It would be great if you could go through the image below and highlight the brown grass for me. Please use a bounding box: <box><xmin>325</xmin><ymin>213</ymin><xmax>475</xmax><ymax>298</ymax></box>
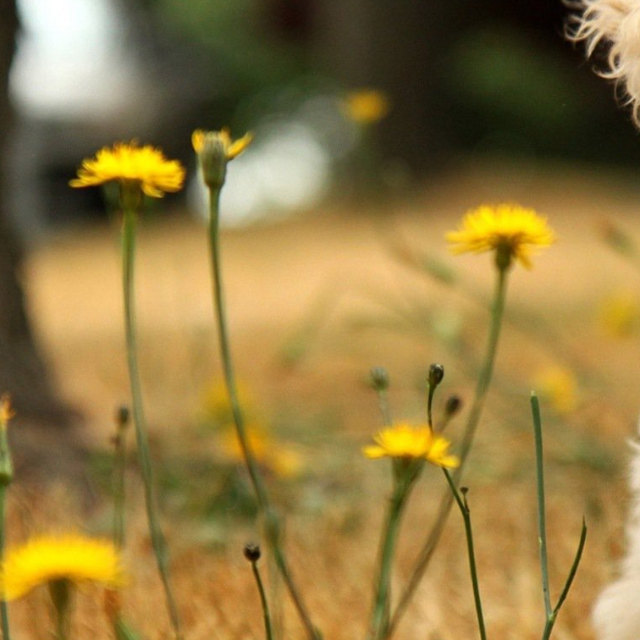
<box><xmin>10</xmin><ymin>157</ymin><xmax>640</xmax><ymax>639</ymax></box>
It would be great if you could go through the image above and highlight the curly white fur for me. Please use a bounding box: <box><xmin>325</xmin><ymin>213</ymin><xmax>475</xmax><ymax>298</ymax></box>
<box><xmin>568</xmin><ymin>0</ymin><xmax>640</xmax><ymax>126</ymax></box>
<box><xmin>593</xmin><ymin>425</ymin><xmax>640</xmax><ymax>640</ymax></box>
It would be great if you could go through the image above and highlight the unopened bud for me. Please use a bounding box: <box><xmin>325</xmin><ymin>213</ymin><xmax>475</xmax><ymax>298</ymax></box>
<box><xmin>243</xmin><ymin>542</ymin><xmax>261</xmax><ymax>563</ymax></box>
<box><xmin>428</xmin><ymin>364</ymin><xmax>445</xmax><ymax>388</ymax></box>
<box><xmin>444</xmin><ymin>395</ymin><xmax>462</xmax><ymax>418</ymax></box>
<box><xmin>369</xmin><ymin>367</ymin><xmax>390</xmax><ymax>391</ymax></box>
<box><xmin>115</xmin><ymin>405</ymin><xmax>130</xmax><ymax>428</ymax></box>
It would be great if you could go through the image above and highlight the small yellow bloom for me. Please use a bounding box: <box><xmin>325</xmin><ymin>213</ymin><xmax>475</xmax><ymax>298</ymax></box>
<box><xmin>221</xmin><ymin>426</ymin><xmax>302</xmax><ymax>478</ymax></box>
<box><xmin>598</xmin><ymin>290</ymin><xmax>640</xmax><ymax>338</ymax></box>
<box><xmin>363</xmin><ymin>422</ymin><xmax>459</xmax><ymax>468</ymax></box>
<box><xmin>192</xmin><ymin>128</ymin><xmax>253</xmax><ymax>189</ymax></box>
<box><xmin>0</xmin><ymin>396</ymin><xmax>14</xmax><ymax>426</ymax></box>
<box><xmin>446</xmin><ymin>203</ymin><xmax>555</xmax><ymax>269</ymax></box>
<box><xmin>0</xmin><ymin>534</ymin><xmax>125</xmax><ymax>601</ymax></box>
<box><xmin>343</xmin><ymin>89</ymin><xmax>390</xmax><ymax>124</ymax></box>
<box><xmin>533</xmin><ymin>366</ymin><xmax>579</xmax><ymax>414</ymax></box>
<box><xmin>70</xmin><ymin>142</ymin><xmax>185</xmax><ymax>198</ymax></box>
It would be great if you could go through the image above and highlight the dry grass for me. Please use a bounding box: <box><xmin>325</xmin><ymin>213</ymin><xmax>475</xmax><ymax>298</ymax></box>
<box><xmin>10</xmin><ymin>158</ymin><xmax>640</xmax><ymax>639</ymax></box>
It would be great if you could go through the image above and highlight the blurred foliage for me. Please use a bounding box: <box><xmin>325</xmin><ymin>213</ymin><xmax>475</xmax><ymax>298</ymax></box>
<box><xmin>155</xmin><ymin>0</ymin><xmax>308</xmax><ymax>93</ymax></box>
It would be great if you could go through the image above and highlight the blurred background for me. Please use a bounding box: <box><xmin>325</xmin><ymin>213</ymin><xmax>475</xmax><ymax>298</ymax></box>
<box><xmin>1</xmin><ymin>2</ymin><xmax>640</xmax><ymax>638</ymax></box>
<box><xmin>6</xmin><ymin>0</ymin><xmax>640</xmax><ymax>233</ymax></box>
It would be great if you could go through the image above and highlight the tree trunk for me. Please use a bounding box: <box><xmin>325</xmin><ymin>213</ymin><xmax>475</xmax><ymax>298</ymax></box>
<box><xmin>0</xmin><ymin>0</ymin><xmax>75</xmax><ymax>428</ymax></box>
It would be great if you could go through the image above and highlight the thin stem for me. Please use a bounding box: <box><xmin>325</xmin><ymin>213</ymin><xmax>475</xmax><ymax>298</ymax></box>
<box><xmin>121</xmin><ymin>207</ymin><xmax>182</xmax><ymax>640</ymax></box>
<box><xmin>0</xmin><ymin>487</ymin><xmax>10</xmax><ymax>640</ymax></box>
<box><xmin>112</xmin><ymin>409</ymin><xmax>129</xmax><ymax>550</ymax></box>
<box><xmin>530</xmin><ymin>394</ymin><xmax>552</xmax><ymax>619</ymax></box>
<box><xmin>207</xmin><ymin>188</ymin><xmax>320</xmax><ymax>640</ymax></box>
<box><xmin>250</xmin><ymin>561</ymin><xmax>275</xmax><ymax>640</ymax></box>
<box><xmin>388</xmin><ymin>265</ymin><xmax>509</xmax><ymax>639</ymax></box>
<box><xmin>376</xmin><ymin>389</ymin><xmax>392</xmax><ymax>426</ymax></box>
<box><xmin>443</xmin><ymin>470</ymin><xmax>487</xmax><ymax>640</ymax></box>
<box><xmin>531</xmin><ymin>395</ymin><xmax>588</xmax><ymax>640</ymax></box>
<box><xmin>368</xmin><ymin>469</ymin><xmax>416</xmax><ymax>640</ymax></box>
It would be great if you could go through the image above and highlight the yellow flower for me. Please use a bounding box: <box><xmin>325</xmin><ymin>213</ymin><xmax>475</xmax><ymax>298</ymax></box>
<box><xmin>533</xmin><ymin>366</ymin><xmax>579</xmax><ymax>414</ymax></box>
<box><xmin>201</xmin><ymin>378</ymin><xmax>255</xmax><ymax>427</ymax></box>
<box><xmin>192</xmin><ymin>128</ymin><xmax>253</xmax><ymax>189</ymax></box>
<box><xmin>598</xmin><ymin>290</ymin><xmax>640</xmax><ymax>338</ymax></box>
<box><xmin>446</xmin><ymin>203</ymin><xmax>555</xmax><ymax>269</ymax></box>
<box><xmin>363</xmin><ymin>422</ymin><xmax>459</xmax><ymax>468</ymax></box>
<box><xmin>70</xmin><ymin>142</ymin><xmax>185</xmax><ymax>198</ymax></box>
<box><xmin>343</xmin><ymin>89</ymin><xmax>390</xmax><ymax>124</ymax></box>
<box><xmin>0</xmin><ymin>534</ymin><xmax>125</xmax><ymax>601</ymax></box>
<box><xmin>221</xmin><ymin>426</ymin><xmax>303</xmax><ymax>478</ymax></box>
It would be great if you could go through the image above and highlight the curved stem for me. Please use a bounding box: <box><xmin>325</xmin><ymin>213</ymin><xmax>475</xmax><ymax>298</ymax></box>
<box><xmin>122</xmin><ymin>208</ymin><xmax>182</xmax><ymax>640</ymax></box>
<box><xmin>387</xmin><ymin>266</ymin><xmax>509</xmax><ymax>639</ymax></box>
<box><xmin>443</xmin><ymin>470</ymin><xmax>487</xmax><ymax>640</ymax></box>
<box><xmin>207</xmin><ymin>188</ymin><xmax>320</xmax><ymax>640</ymax></box>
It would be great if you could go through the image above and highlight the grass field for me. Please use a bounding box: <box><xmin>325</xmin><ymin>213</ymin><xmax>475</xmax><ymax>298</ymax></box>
<box><xmin>12</xmin><ymin>157</ymin><xmax>640</xmax><ymax>640</ymax></box>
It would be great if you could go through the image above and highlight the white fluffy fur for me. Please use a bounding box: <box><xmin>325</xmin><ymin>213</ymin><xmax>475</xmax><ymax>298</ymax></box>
<box><xmin>593</xmin><ymin>430</ymin><xmax>640</xmax><ymax>640</ymax></box>
<box><xmin>568</xmin><ymin>0</ymin><xmax>640</xmax><ymax>126</ymax></box>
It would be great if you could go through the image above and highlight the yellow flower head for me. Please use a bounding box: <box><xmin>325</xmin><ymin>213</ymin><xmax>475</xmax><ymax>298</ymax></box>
<box><xmin>363</xmin><ymin>422</ymin><xmax>459</xmax><ymax>468</ymax></box>
<box><xmin>221</xmin><ymin>426</ymin><xmax>303</xmax><ymax>478</ymax></box>
<box><xmin>70</xmin><ymin>142</ymin><xmax>185</xmax><ymax>198</ymax></box>
<box><xmin>598</xmin><ymin>290</ymin><xmax>640</xmax><ymax>338</ymax></box>
<box><xmin>343</xmin><ymin>89</ymin><xmax>391</xmax><ymax>124</ymax></box>
<box><xmin>533</xmin><ymin>366</ymin><xmax>579</xmax><ymax>414</ymax></box>
<box><xmin>0</xmin><ymin>534</ymin><xmax>125</xmax><ymax>601</ymax></box>
<box><xmin>0</xmin><ymin>395</ymin><xmax>14</xmax><ymax>426</ymax></box>
<box><xmin>446</xmin><ymin>203</ymin><xmax>555</xmax><ymax>269</ymax></box>
<box><xmin>192</xmin><ymin>128</ymin><xmax>253</xmax><ymax>189</ymax></box>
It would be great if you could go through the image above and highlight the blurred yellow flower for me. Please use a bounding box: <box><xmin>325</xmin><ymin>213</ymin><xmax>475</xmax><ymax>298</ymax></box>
<box><xmin>0</xmin><ymin>534</ymin><xmax>125</xmax><ymax>601</ymax></box>
<box><xmin>201</xmin><ymin>378</ymin><xmax>255</xmax><ymax>427</ymax></box>
<box><xmin>598</xmin><ymin>290</ymin><xmax>640</xmax><ymax>338</ymax></box>
<box><xmin>70</xmin><ymin>142</ymin><xmax>185</xmax><ymax>198</ymax></box>
<box><xmin>343</xmin><ymin>89</ymin><xmax>390</xmax><ymax>124</ymax></box>
<box><xmin>533</xmin><ymin>366</ymin><xmax>579</xmax><ymax>414</ymax></box>
<box><xmin>221</xmin><ymin>426</ymin><xmax>303</xmax><ymax>478</ymax></box>
<box><xmin>363</xmin><ymin>422</ymin><xmax>459</xmax><ymax>468</ymax></box>
<box><xmin>446</xmin><ymin>203</ymin><xmax>555</xmax><ymax>269</ymax></box>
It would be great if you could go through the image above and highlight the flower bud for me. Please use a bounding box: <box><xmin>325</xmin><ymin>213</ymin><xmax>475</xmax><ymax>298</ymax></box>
<box><xmin>369</xmin><ymin>366</ymin><xmax>390</xmax><ymax>391</ymax></box>
<box><xmin>428</xmin><ymin>364</ymin><xmax>445</xmax><ymax>388</ymax></box>
<box><xmin>243</xmin><ymin>542</ymin><xmax>261</xmax><ymax>563</ymax></box>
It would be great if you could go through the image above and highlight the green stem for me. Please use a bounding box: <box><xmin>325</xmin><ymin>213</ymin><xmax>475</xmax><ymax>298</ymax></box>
<box><xmin>530</xmin><ymin>394</ymin><xmax>552</xmax><ymax>619</ymax></box>
<box><xmin>121</xmin><ymin>207</ymin><xmax>182</xmax><ymax>640</ymax></box>
<box><xmin>49</xmin><ymin>580</ymin><xmax>71</xmax><ymax>640</ymax></box>
<box><xmin>387</xmin><ymin>265</ymin><xmax>509</xmax><ymax>639</ymax></box>
<box><xmin>532</xmin><ymin>395</ymin><xmax>587</xmax><ymax>640</ymax></box>
<box><xmin>112</xmin><ymin>408</ymin><xmax>129</xmax><ymax>550</ymax></box>
<box><xmin>0</xmin><ymin>487</ymin><xmax>10</xmax><ymax>640</ymax></box>
<box><xmin>368</xmin><ymin>466</ymin><xmax>418</xmax><ymax>640</ymax></box>
<box><xmin>207</xmin><ymin>188</ymin><xmax>320</xmax><ymax>640</ymax></box>
<box><xmin>443</xmin><ymin>470</ymin><xmax>487</xmax><ymax>640</ymax></box>
<box><xmin>251</xmin><ymin>561</ymin><xmax>275</xmax><ymax>640</ymax></box>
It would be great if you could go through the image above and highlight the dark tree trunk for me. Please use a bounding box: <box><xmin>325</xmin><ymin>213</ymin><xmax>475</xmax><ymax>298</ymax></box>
<box><xmin>0</xmin><ymin>0</ymin><xmax>75</xmax><ymax>427</ymax></box>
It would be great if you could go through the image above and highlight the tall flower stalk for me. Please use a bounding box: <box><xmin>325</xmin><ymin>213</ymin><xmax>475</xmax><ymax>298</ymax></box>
<box><xmin>363</xmin><ymin>422</ymin><xmax>459</xmax><ymax>640</ymax></box>
<box><xmin>387</xmin><ymin>204</ymin><xmax>555</xmax><ymax>638</ymax></box>
<box><xmin>193</xmin><ymin>129</ymin><xmax>320</xmax><ymax>640</ymax></box>
<box><xmin>71</xmin><ymin>142</ymin><xmax>185</xmax><ymax>640</ymax></box>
